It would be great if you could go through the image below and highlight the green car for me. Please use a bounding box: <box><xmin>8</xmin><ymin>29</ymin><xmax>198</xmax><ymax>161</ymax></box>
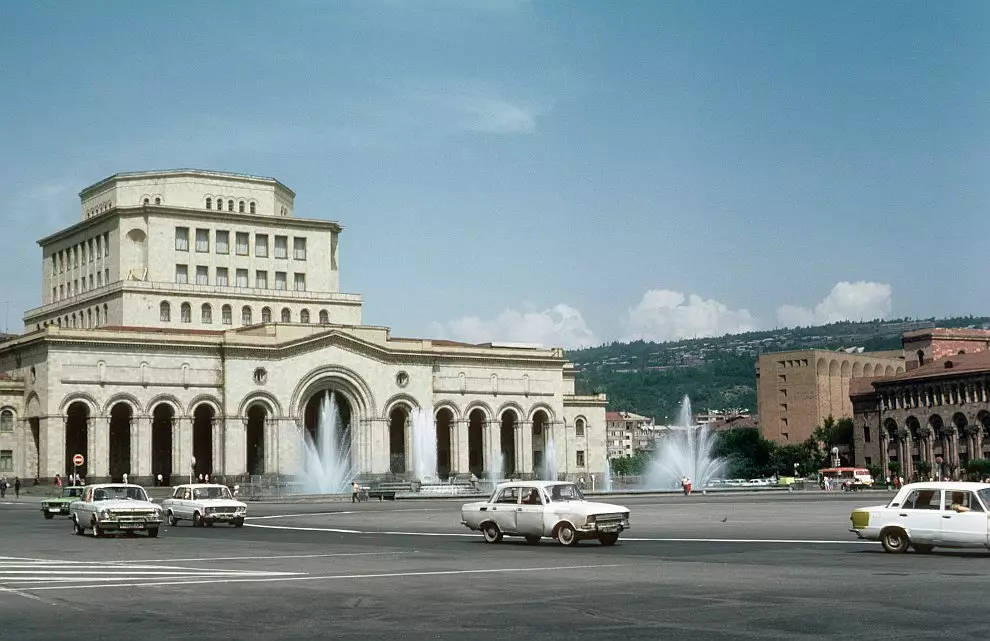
<box><xmin>41</xmin><ymin>486</ymin><xmax>85</xmax><ymax>519</ymax></box>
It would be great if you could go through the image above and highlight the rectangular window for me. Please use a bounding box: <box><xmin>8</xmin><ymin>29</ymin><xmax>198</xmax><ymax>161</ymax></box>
<box><xmin>88</xmin><ymin>274</ymin><xmax>94</xmax><ymax>289</ymax></box>
<box><xmin>863</xmin><ymin>425</ymin><xmax>871</xmax><ymax>443</ymax></box>
<box><xmin>81</xmin><ymin>242</ymin><xmax>87</xmax><ymax>263</ymax></box>
<box><xmin>293</xmin><ymin>237</ymin><xmax>307</xmax><ymax>260</ymax></box>
<box><xmin>236</xmin><ymin>269</ymin><xmax>248</xmax><ymax>288</ymax></box>
<box><xmin>52</xmin><ymin>286</ymin><xmax>56</xmax><ymax>301</ymax></box>
<box><xmin>293</xmin><ymin>273</ymin><xmax>306</xmax><ymax>291</ymax></box>
<box><xmin>235</xmin><ymin>232</ymin><xmax>249</xmax><ymax>256</ymax></box>
<box><xmin>255</xmin><ymin>234</ymin><xmax>268</xmax><ymax>258</ymax></box>
<box><xmin>255</xmin><ymin>270</ymin><xmax>268</xmax><ymax>289</ymax></box>
<box><xmin>96</xmin><ymin>272</ymin><xmax>102</xmax><ymax>287</ymax></box>
<box><xmin>95</xmin><ymin>237</ymin><xmax>102</xmax><ymax>259</ymax></box>
<box><xmin>72</xmin><ymin>246</ymin><xmax>78</xmax><ymax>267</ymax></box>
<box><xmin>104</xmin><ymin>268</ymin><xmax>109</xmax><ymax>284</ymax></box>
<box><xmin>195</xmin><ymin>228</ymin><xmax>210</xmax><ymax>252</ymax></box>
<box><xmin>576</xmin><ymin>451</ymin><xmax>586</xmax><ymax>467</ymax></box>
<box><xmin>0</xmin><ymin>450</ymin><xmax>12</xmax><ymax>472</ymax></box>
<box><xmin>175</xmin><ymin>264</ymin><xmax>188</xmax><ymax>284</ymax></box>
<box><xmin>216</xmin><ymin>230</ymin><xmax>229</xmax><ymax>254</ymax></box>
<box><xmin>88</xmin><ymin>239</ymin><xmax>94</xmax><ymax>262</ymax></box>
<box><xmin>175</xmin><ymin>227</ymin><xmax>189</xmax><ymax>251</ymax></box>
<box><xmin>196</xmin><ymin>266</ymin><xmax>209</xmax><ymax>285</ymax></box>
<box><xmin>59</xmin><ymin>284</ymin><xmax>64</xmax><ymax>299</ymax></box>
<box><xmin>275</xmin><ymin>271</ymin><xmax>287</xmax><ymax>290</ymax></box>
<box><xmin>216</xmin><ymin>267</ymin><xmax>229</xmax><ymax>287</ymax></box>
<box><xmin>274</xmin><ymin>235</ymin><xmax>288</xmax><ymax>259</ymax></box>
<box><xmin>73</xmin><ymin>279</ymin><xmax>78</xmax><ymax>293</ymax></box>
<box><xmin>103</xmin><ymin>232</ymin><xmax>110</xmax><ymax>258</ymax></box>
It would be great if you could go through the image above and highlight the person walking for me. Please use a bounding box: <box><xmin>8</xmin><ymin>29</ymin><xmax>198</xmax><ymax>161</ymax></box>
<box><xmin>352</xmin><ymin>482</ymin><xmax>360</xmax><ymax>503</ymax></box>
<box><xmin>14</xmin><ymin>477</ymin><xmax>20</xmax><ymax>498</ymax></box>
<box><xmin>0</xmin><ymin>476</ymin><xmax>6</xmax><ymax>499</ymax></box>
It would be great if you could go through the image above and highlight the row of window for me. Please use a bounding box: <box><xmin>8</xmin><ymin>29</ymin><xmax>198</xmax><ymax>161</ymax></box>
<box><xmin>175</xmin><ymin>228</ymin><xmax>307</xmax><ymax>260</ymax></box>
<box><xmin>175</xmin><ymin>265</ymin><xmax>306</xmax><ymax>291</ymax></box>
<box><xmin>159</xmin><ymin>301</ymin><xmax>331</xmax><ymax>326</ymax></box>
<box><xmin>0</xmin><ymin>450</ymin><xmax>11</xmax><ymax>472</ymax></box>
<box><xmin>39</xmin><ymin>304</ymin><xmax>110</xmax><ymax>331</ymax></box>
<box><xmin>52</xmin><ymin>233</ymin><xmax>111</xmax><ymax>276</ymax></box>
<box><xmin>52</xmin><ymin>269</ymin><xmax>112</xmax><ymax>302</ymax></box>
<box><xmin>0</xmin><ymin>410</ymin><xmax>12</xmax><ymax>432</ymax></box>
<box><xmin>205</xmin><ymin>197</ymin><xmax>256</xmax><ymax>214</ymax></box>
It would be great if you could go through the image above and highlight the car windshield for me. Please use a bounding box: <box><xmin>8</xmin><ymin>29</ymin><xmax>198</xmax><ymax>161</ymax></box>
<box><xmin>93</xmin><ymin>486</ymin><xmax>148</xmax><ymax>502</ymax></box>
<box><xmin>62</xmin><ymin>488</ymin><xmax>83</xmax><ymax>499</ymax></box>
<box><xmin>193</xmin><ymin>486</ymin><xmax>232</xmax><ymax>500</ymax></box>
<box><xmin>547</xmin><ymin>483</ymin><xmax>585</xmax><ymax>502</ymax></box>
<box><xmin>977</xmin><ymin>488</ymin><xmax>990</xmax><ymax>509</ymax></box>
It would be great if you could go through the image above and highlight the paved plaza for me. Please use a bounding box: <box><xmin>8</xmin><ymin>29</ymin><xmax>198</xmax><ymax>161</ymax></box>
<box><xmin>1</xmin><ymin>491</ymin><xmax>988</xmax><ymax>640</ymax></box>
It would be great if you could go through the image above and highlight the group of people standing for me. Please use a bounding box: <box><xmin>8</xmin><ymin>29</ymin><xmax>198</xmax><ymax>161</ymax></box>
<box><xmin>0</xmin><ymin>476</ymin><xmax>22</xmax><ymax>498</ymax></box>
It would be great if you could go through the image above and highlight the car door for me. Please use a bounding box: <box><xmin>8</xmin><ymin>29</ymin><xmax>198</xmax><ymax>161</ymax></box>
<box><xmin>489</xmin><ymin>486</ymin><xmax>520</xmax><ymax>533</ymax></box>
<box><xmin>516</xmin><ymin>487</ymin><xmax>547</xmax><ymax>536</ymax></box>
<box><xmin>896</xmin><ymin>487</ymin><xmax>945</xmax><ymax>543</ymax></box>
<box><xmin>939</xmin><ymin>490</ymin><xmax>989</xmax><ymax>546</ymax></box>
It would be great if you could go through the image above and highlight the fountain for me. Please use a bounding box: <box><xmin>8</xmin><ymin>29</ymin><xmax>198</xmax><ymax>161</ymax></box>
<box><xmin>300</xmin><ymin>391</ymin><xmax>354</xmax><ymax>494</ymax></box>
<box><xmin>410</xmin><ymin>408</ymin><xmax>438</xmax><ymax>482</ymax></box>
<box><xmin>490</xmin><ymin>440</ymin><xmax>505</xmax><ymax>483</ymax></box>
<box><xmin>603</xmin><ymin>457</ymin><xmax>614</xmax><ymax>492</ymax></box>
<box><xmin>541</xmin><ymin>428</ymin><xmax>558</xmax><ymax>481</ymax></box>
<box><xmin>644</xmin><ymin>395</ymin><xmax>726</xmax><ymax>490</ymax></box>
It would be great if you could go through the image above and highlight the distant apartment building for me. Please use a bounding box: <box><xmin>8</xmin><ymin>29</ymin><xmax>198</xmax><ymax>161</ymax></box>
<box><xmin>694</xmin><ymin>409</ymin><xmax>758</xmax><ymax>432</ymax></box>
<box><xmin>757</xmin><ymin>349</ymin><xmax>906</xmax><ymax>445</ymax></box>
<box><xmin>605</xmin><ymin>411</ymin><xmax>655</xmax><ymax>458</ymax></box>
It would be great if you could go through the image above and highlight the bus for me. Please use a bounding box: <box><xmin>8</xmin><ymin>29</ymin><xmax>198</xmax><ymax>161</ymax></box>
<box><xmin>818</xmin><ymin>467</ymin><xmax>874</xmax><ymax>490</ymax></box>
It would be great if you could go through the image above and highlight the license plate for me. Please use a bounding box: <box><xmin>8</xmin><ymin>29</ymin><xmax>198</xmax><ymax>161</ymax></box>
<box><xmin>120</xmin><ymin>523</ymin><xmax>142</xmax><ymax>529</ymax></box>
<box><xmin>48</xmin><ymin>508</ymin><xmax>60</xmax><ymax>513</ymax></box>
<box><xmin>597</xmin><ymin>524</ymin><xmax>620</xmax><ymax>533</ymax></box>
<box><xmin>215</xmin><ymin>514</ymin><xmax>231</xmax><ymax>519</ymax></box>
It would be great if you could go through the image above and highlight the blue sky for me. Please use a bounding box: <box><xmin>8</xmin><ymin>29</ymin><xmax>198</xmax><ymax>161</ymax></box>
<box><xmin>1</xmin><ymin>1</ymin><xmax>987</xmax><ymax>346</ymax></box>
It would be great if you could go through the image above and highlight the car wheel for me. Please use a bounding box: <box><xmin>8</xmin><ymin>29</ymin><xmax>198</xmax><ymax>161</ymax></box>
<box><xmin>233</xmin><ymin>518</ymin><xmax>244</xmax><ymax>528</ymax></box>
<box><xmin>482</xmin><ymin>522</ymin><xmax>503</xmax><ymax>544</ymax></box>
<box><xmin>147</xmin><ymin>528</ymin><xmax>159</xmax><ymax>538</ymax></box>
<box><xmin>193</xmin><ymin>512</ymin><xmax>202</xmax><ymax>527</ymax></box>
<box><xmin>599</xmin><ymin>532</ymin><xmax>619</xmax><ymax>546</ymax></box>
<box><xmin>44</xmin><ymin>512</ymin><xmax>55</xmax><ymax>520</ymax></box>
<box><xmin>880</xmin><ymin>528</ymin><xmax>910</xmax><ymax>554</ymax></box>
<box><xmin>556</xmin><ymin>523</ymin><xmax>579</xmax><ymax>547</ymax></box>
<box><xmin>167</xmin><ymin>511</ymin><xmax>177</xmax><ymax>527</ymax></box>
<box><xmin>73</xmin><ymin>517</ymin><xmax>85</xmax><ymax>536</ymax></box>
<box><xmin>91</xmin><ymin>518</ymin><xmax>102</xmax><ymax>538</ymax></box>
<box><xmin>912</xmin><ymin>544</ymin><xmax>935</xmax><ymax>554</ymax></box>
<box><xmin>524</xmin><ymin>535</ymin><xmax>541</xmax><ymax>545</ymax></box>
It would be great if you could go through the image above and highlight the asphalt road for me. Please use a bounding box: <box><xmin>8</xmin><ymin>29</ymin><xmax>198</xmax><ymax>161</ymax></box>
<box><xmin>2</xmin><ymin>491</ymin><xmax>988</xmax><ymax>640</ymax></box>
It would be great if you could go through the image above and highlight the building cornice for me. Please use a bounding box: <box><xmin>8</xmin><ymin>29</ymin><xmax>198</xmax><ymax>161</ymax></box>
<box><xmin>79</xmin><ymin>169</ymin><xmax>296</xmax><ymax>199</ymax></box>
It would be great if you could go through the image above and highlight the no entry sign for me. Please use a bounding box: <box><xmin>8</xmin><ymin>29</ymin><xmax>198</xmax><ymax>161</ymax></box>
<box><xmin>72</xmin><ymin>454</ymin><xmax>84</xmax><ymax>466</ymax></box>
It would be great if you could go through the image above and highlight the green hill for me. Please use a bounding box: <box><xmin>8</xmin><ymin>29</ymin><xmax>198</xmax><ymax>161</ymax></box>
<box><xmin>567</xmin><ymin>316</ymin><xmax>990</xmax><ymax>424</ymax></box>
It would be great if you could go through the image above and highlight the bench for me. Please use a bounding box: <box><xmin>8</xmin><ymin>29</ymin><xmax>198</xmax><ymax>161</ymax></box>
<box><xmin>366</xmin><ymin>490</ymin><xmax>397</xmax><ymax>501</ymax></box>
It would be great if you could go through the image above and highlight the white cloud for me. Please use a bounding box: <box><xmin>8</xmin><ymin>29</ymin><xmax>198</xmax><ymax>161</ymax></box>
<box><xmin>403</xmin><ymin>81</ymin><xmax>546</xmax><ymax>135</ymax></box>
<box><xmin>431</xmin><ymin>304</ymin><xmax>598</xmax><ymax>349</ymax></box>
<box><xmin>776</xmin><ymin>281</ymin><xmax>893</xmax><ymax>327</ymax></box>
<box><xmin>622</xmin><ymin>290</ymin><xmax>758</xmax><ymax>342</ymax></box>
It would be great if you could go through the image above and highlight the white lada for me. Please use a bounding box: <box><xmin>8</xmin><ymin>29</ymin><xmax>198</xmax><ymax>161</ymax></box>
<box><xmin>70</xmin><ymin>484</ymin><xmax>163</xmax><ymax>537</ymax></box>
<box><xmin>161</xmin><ymin>483</ymin><xmax>247</xmax><ymax>527</ymax></box>
<box><xmin>461</xmin><ymin>480</ymin><xmax>630</xmax><ymax>546</ymax></box>
<box><xmin>850</xmin><ymin>481</ymin><xmax>990</xmax><ymax>553</ymax></box>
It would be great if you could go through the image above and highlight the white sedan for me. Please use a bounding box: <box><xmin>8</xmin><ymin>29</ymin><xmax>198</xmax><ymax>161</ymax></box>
<box><xmin>850</xmin><ymin>481</ymin><xmax>990</xmax><ymax>553</ymax></box>
<box><xmin>161</xmin><ymin>484</ymin><xmax>247</xmax><ymax>527</ymax></box>
<box><xmin>461</xmin><ymin>480</ymin><xmax>630</xmax><ymax>546</ymax></box>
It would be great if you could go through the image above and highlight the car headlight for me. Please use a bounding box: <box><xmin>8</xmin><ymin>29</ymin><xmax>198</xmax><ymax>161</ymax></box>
<box><xmin>204</xmin><ymin>507</ymin><xmax>213</xmax><ymax>514</ymax></box>
<box><xmin>235</xmin><ymin>507</ymin><xmax>246</xmax><ymax>514</ymax></box>
<box><xmin>152</xmin><ymin>508</ymin><xmax>162</xmax><ymax>518</ymax></box>
<box><xmin>100</xmin><ymin>509</ymin><xmax>111</xmax><ymax>519</ymax></box>
<box><xmin>586</xmin><ymin>515</ymin><xmax>597</xmax><ymax>526</ymax></box>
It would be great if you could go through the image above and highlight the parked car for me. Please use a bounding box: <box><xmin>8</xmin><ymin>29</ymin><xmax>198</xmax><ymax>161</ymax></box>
<box><xmin>461</xmin><ymin>480</ymin><xmax>630</xmax><ymax>546</ymax></box>
<box><xmin>849</xmin><ymin>481</ymin><xmax>990</xmax><ymax>553</ymax></box>
<box><xmin>161</xmin><ymin>483</ymin><xmax>247</xmax><ymax>527</ymax></box>
<box><xmin>70</xmin><ymin>483</ymin><xmax>163</xmax><ymax>537</ymax></box>
<box><xmin>41</xmin><ymin>486</ymin><xmax>84</xmax><ymax>519</ymax></box>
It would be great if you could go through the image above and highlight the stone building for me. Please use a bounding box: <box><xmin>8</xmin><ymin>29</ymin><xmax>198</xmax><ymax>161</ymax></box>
<box><xmin>852</xmin><ymin>349</ymin><xmax>990</xmax><ymax>481</ymax></box>
<box><xmin>605</xmin><ymin>411</ymin><xmax>655</xmax><ymax>458</ymax></box>
<box><xmin>756</xmin><ymin>349</ymin><xmax>906</xmax><ymax>445</ymax></box>
<box><xmin>0</xmin><ymin>170</ymin><xmax>607</xmax><ymax>485</ymax></box>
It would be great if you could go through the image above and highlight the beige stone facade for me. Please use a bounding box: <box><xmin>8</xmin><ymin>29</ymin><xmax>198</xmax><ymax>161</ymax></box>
<box><xmin>757</xmin><ymin>349</ymin><xmax>906</xmax><ymax>445</ymax></box>
<box><xmin>0</xmin><ymin>170</ymin><xmax>607</xmax><ymax>485</ymax></box>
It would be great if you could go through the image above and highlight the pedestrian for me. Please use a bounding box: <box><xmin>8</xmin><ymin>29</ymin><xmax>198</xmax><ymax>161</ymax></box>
<box><xmin>685</xmin><ymin>477</ymin><xmax>692</xmax><ymax>495</ymax></box>
<box><xmin>352</xmin><ymin>482</ymin><xmax>360</xmax><ymax>503</ymax></box>
<box><xmin>0</xmin><ymin>476</ymin><xmax>7</xmax><ymax>499</ymax></box>
<box><xmin>204</xmin><ymin>473</ymin><xmax>210</xmax><ymax>483</ymax></box>
<box><xmin>156</xmin><ymin>473</ymin><xmax>163</xmax><ymax>487</ymax></box>
<box><xmin>681</xmin><ymin>476</ymin><xmax>689</xmax><ymax>496</ymax></box>
<box><xmin>122</xmin><ymin>473</ymin><xmax>128</xmax><ymax>485</ymax></box>
<box><xmin>14</xmin><ymin>477</ymin><xmax>20</xmax><ymax>498</ymax></box>
<box><xmin>55</xmin><ymin>473</ymin><xmax>62</xmax><ymax>488</ymax></box>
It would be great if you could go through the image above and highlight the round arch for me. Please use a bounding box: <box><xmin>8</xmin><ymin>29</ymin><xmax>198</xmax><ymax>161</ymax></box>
<box><xmin>463</xmin><ymin>401</ymin><xmax>494</xmax><ymax>422</ymax></box>
<box><xmin>236</xmin><ymin>391</ymin><xmax>283</xmax><ymax>418</ymax></box>
<box><xmin>496</xmin><ymin>401</ymin><xmax>525</xmax><ymax>421</ymax></box>
<box><xmin>816</xmin><ymin>358</ymin><xmax>827</xmax><ymax>375</ymax></box>
<box><xmin>102</xmin><ymin>393</ymin><xmax>144</xmax><ymax>417</ymax></box>
<box><xmin>828</xmin><ymin>360</ymin><xmax>839</xmax><ymax>376</ymax></box>
<box><xmin>433</xmin><ymin>400</ymin><xmax>462</xmax><ymax>422</ymax></box>
<box><xmin>187</xmin><ymin>395</ymin><xmax>223</xmax><ymax>418</ymax></box>
<box><xmin>290</xmin><ymin>365</ymin><xmax>375</xmax><ymax>421</ymax></box>
<box><xmin>852</xmin><ymin>362</ymin><xmax>864</xmax><ymax>377</ymax></box>
<box><xmin>840</xmin><ymin>361</ymin><xmax>852</xmax><ymax>377</ymax></box>
<box><xmin>381</xmin><ymin>393</ymin><xmax>420</xmax><ymax>419</ymax></box>
<box><xmin>24</xmin><ymin>392</ymin><xmax>41</xmax><ymax>418</ymax></box>
<box><xmin>526</xmin><ymin>403</ymin><xmax>557</xmax><ymax>423</ymax></box>
<box><xmin>58</xmin><ymin>393</ymin><xmax>100</xmax><ymax>417</ymax></box>
<box><xmin>144</xmin><ymin>394</ymin><xmax>184</xmax><ymax>417</ymax></box>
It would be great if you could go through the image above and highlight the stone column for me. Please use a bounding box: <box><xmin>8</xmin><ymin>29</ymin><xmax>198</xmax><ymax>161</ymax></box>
<box><xmin>134</xmin><ymin>415</ymin><xmax>152</xmax><ymax>479</ymax></box>
<box><xmin>482</xmin><ymin>420</ymin><xmax>493</xmax><ymax>477</ymax></box>
<box><xmin>175</xmin><ymin>416</ymin><xmax>192</xmax><ymax>485</ymax></box>
<box><xmin>90</xmin><ymin>416</ymin><xmax>110</xmax><ymax>481</ymax></box>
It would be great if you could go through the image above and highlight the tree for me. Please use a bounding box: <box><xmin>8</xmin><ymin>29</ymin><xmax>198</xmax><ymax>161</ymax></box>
<box><xmin>915</xmin><ymin>460</ymin><xmax>932</xmax><ymax>480</ymax></box>
<box><xmin>713</xmin><ymin>428</ymin><xmax>774</xmax><ymax>478</ymax></box>
<box><xmin>964</xmin><ymin>458</ymin><xmax>990</xmax><ymax>481</ymax></box>
<box><xmin>887</xmin><ymin>461</ymin><xmax>901</xmax><ymax>478</ymax></box>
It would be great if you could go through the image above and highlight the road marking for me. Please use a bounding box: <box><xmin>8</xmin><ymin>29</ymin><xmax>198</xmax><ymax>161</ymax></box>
<box><xmin>248</xmin><ymin>511</ymin><xmax>357</xmax><ymax>520</ymax></box>
<box><xmin>113</xmin><ymin>552</ymin><xmax>412</xmax><ymax>564</ymax></box>
<box><xmin>17</xmin><ymin>564</ymin><xmax>622</xmax><ymax>592</ymax></box>
<box><xmin>244</xmin><ymin>523</ymin><xmax>872</xmax><ymax>544</ymax></box>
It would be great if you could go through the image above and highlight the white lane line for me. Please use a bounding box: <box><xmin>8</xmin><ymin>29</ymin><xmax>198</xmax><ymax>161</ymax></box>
<box><xmin>248</xmin><ymin>511</ymin><xmax>357</xmax><ymax>520</ymax></box>
<box><xmin>244</xmin><ymin>523</ymin><xmax>870</xmax><ymax>544</ymax></box>
<box><xmin>0</xmin><ymin>585</ymin><xmax>51</xmax><ymax>603</ymax></box>
<box><xmin>0</xmin><ymin>570</ymin><xmax>299</xmax><ymax>576</ymax></box>
<box><xmin>111</xmin><ymin>552</ymin><xmax>410</xmax><ymax>564</ymax></box>
<box><xmin>17</xmin><ymin>564</ymin><xmax>623</xmax><ymax>592</ymax></box>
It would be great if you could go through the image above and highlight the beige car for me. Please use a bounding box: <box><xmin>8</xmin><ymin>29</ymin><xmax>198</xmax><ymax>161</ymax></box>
<box><xmin>461</xmin><ymin>481</ymin><xmax>630</xmax><ymax>546</ymax></box>
<box><xmin>70</xmin><ymin>484</ymin><xmax>163</xmax><ymax>537</ymax></box>
<box><xmin>161</xmin><ymin>484</ymin><xmax>247</xmax><ymax>527</ymax></box>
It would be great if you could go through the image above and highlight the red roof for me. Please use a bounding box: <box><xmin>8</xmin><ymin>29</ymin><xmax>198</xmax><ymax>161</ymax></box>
<box><xmin>879</xmin><ymin>351</ymin><xmax>990</xmax><ymax>385</ymax></box>
<box><xmin>605</xmin><ymin>411</ymin><xmax>623</xmax><ymax>421</ymax></box>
